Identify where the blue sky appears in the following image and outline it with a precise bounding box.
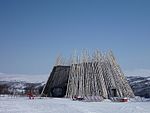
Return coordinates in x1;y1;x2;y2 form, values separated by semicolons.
0;0;150;75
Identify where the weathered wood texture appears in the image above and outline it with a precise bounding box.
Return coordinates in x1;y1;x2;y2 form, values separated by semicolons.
65;50;135;98
41;50;134;99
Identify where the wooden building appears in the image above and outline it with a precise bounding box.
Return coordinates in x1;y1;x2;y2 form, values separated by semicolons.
41;50;135;99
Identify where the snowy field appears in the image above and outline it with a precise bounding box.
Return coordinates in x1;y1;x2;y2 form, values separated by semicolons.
0;96;150;113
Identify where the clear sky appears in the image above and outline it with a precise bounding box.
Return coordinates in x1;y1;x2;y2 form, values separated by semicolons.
0;0;150;75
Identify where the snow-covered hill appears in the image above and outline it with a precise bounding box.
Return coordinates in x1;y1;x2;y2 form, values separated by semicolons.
125;69;150;77
127;76;150;98
0;73;48;83
0;73;46;95
0;81;44;95
0;72;150;98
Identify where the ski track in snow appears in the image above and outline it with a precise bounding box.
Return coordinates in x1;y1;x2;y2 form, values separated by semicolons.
0;97;150;113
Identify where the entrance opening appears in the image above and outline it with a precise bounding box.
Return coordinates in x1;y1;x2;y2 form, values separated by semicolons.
111;89;117;97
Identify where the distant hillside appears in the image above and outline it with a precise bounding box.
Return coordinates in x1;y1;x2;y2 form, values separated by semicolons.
0;76;150;98
127;76;150;98
0;81;44;95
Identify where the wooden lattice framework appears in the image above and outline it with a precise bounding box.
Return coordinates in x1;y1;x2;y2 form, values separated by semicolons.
41;50;135;99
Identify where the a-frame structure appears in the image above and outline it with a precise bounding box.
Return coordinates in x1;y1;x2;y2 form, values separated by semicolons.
41;50;134;99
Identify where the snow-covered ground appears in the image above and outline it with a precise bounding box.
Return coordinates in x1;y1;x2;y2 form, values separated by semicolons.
0;96;150;113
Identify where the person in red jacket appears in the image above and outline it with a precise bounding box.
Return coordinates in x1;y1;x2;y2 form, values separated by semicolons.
27;91;34;99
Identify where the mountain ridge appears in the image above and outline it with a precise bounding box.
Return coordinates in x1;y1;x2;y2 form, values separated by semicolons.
0;75;150;98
